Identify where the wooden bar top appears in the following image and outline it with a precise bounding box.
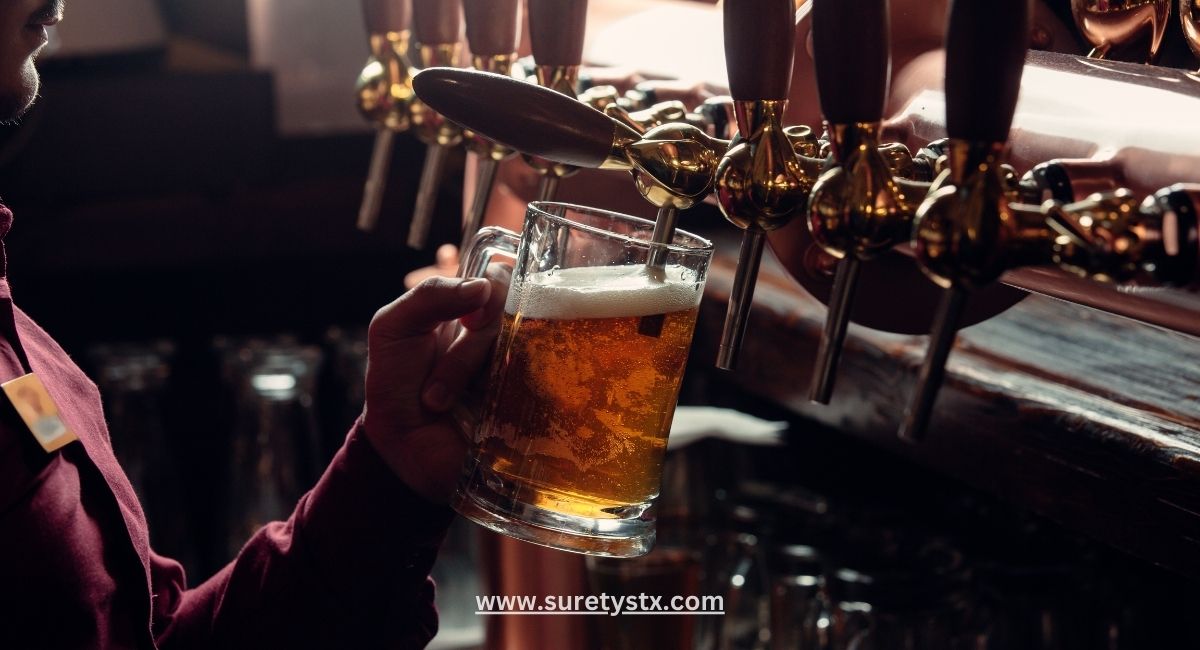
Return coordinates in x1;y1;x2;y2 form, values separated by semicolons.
694;235;1200;579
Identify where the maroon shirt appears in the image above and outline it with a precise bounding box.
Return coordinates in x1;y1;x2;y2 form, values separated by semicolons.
0;205;456;648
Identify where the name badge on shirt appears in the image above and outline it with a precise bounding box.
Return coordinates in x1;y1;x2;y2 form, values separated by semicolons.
2;373;77;452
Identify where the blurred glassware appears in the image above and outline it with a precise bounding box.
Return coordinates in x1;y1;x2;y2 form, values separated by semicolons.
88;341;194;569
429;518;486;650
766;544;826;650
217;337;323;559
322;326;368;456
715;504;772;650
587;546;705;650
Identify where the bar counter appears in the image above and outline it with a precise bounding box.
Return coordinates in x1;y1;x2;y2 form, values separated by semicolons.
695;232;1200;580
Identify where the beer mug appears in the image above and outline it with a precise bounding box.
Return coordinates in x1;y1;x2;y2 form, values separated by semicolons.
453;202;713;557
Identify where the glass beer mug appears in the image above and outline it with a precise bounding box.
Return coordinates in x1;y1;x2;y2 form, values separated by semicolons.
453;202;713;557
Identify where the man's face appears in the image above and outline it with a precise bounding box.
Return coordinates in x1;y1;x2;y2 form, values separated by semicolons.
0;0;62;122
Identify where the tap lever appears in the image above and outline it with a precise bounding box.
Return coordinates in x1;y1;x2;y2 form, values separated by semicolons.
528;0;588;69
362;0;410;34
412;68;636;169
945;0;1028;143
723;0;795;102
412;0;462;46
811;0;889;125
464;0;520;58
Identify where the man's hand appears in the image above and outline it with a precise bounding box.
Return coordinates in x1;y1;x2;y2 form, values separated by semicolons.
361;274;507;504
403;244;461;289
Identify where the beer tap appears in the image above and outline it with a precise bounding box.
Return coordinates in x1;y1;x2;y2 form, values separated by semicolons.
460;0;521;253
1183;0;1200;68
355;0;413;232
407;0;464;249
713;0;810;370
1071;0;1171;62
900;0;1032;442
806;0;912;404
525;0;589;202
413;67;726;258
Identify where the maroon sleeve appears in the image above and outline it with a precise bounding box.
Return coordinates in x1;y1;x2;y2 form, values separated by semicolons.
151;419;456;649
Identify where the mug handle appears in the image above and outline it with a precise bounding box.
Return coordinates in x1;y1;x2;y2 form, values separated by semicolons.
459;226;522;279
449;225;521;442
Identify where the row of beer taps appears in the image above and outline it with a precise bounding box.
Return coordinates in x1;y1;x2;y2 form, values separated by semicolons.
356;0;1200;442
355;0;603;249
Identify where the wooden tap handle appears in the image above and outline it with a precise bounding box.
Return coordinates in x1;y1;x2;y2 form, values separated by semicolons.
362;0;410;34
412;0;462;46
945;0;1030;143
724;0;795;101
464;0;521;57
812;0;889;124
528;0;588;66
412;68;622;167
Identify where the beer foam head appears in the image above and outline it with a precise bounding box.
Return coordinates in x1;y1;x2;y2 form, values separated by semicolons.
508;265;703;319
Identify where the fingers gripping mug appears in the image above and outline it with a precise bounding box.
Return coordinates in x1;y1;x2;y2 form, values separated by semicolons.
453;202;713;557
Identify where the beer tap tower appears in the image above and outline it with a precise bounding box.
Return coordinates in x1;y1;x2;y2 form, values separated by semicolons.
713;0;809;370
900;0;1033;442
806;0;913;404
407;0;463;249
525;0;589;203
355;0;413;232
460;0;521;252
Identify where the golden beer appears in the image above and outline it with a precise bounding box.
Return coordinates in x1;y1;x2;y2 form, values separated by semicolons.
472;265;702;520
